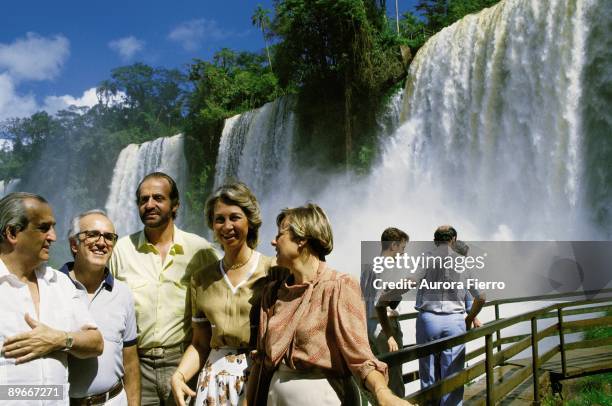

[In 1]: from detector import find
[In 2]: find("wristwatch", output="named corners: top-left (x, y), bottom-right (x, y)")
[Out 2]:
top-left (62, 332), bottom-right (74, 352)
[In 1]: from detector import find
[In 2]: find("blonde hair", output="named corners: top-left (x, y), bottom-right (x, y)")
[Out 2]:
top-left (205, 182), bottom-right (261, 248)
top-left (276, 203), bottom-right (333, 260)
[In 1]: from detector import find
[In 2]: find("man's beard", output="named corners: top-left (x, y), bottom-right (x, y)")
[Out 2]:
top-left (140, 209), bottom-right (173, 228)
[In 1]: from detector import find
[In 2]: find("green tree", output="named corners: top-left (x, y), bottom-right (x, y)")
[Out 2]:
top-left (447, 0), bottom-right (498, 22)
top-left (98, 63), bottom-right (187, 137)
top-left (399, 11), bottom-right (429, 49)
top-left (416, 0), bottom-right (450, 32)
top-left (251, 5), bottom-right (274, 72)
top-left (271, 0), bottom-right (404, 165)
top-left (183, 49), bottom-right (283, 229)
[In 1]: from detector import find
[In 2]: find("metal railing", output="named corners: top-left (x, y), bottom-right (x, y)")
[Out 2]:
top-left (378, 288), bottom-right (612, 404)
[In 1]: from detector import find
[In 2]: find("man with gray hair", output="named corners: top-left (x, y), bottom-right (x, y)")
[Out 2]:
top-left (60, 209), bottom-right (140, 405)
top-left (415, 226), bottom-right (485, 405)
top-left (0, 192), bottom-right (103, 405)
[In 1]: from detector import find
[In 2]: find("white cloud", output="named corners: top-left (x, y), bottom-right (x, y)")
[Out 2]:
top-left (168, 19), bottom-right (229, 51)
top-left (108, 36), bottom-right (145, 60)
top-left (0, 33), bottom-right (129, 121)
top-left (1, 80), bottom-right (126, 121)
top-left (42, 87), bottom-right (99, 114)
top-left (43, 87), bottom-right (126, 114)
top-left (0, 73), bottom-right (38, 121)
top-left (0, 32), bottom-right (69, 81)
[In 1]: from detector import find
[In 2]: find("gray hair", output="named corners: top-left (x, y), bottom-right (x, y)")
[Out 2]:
top-left (0, 192), bottom-right (48, 244)
top-left (67, 209), bottom-right (110, 241)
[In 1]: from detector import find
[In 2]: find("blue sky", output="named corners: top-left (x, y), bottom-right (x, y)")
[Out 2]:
top-left (1, 1), bottom-right (418, 120)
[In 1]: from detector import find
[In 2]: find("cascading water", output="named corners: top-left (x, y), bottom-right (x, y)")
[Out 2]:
top-left (214, 96), bottom-right (296, 197)
top-left (320, 0), bottom-right (608, 261)
top-left (0, 178), bottom-right (20, 196)
top-left (377, 89), bottom-right (404, 139)
top-left (332, 0), bottom-right (608, 383)
top-left (212, 0), bottom-right (609, 269)
top-left (367, 0), bottom-right (598, 241)
top-left (213, 96), bottom-right (299, 243)
top-left (105, 133), bottom-right (187, 237)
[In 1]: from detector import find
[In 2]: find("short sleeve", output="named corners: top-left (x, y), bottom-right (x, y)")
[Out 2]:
top-left (198, 246), bottom-right (220, 270)
top-left (333, 276), bottom-right (388, 383)
top-left (190, 275), bottom-right (208, 323)
top-left (122, 286), bottom-right (138, 346)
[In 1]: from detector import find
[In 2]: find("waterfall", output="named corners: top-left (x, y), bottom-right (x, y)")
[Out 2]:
top-left (348, 0), bottom-right (604, 244)
top-left (0, 178), bottom-right (21, 196)
top-left (377, 88), bottom-right (404, 138)
top-left (210, 0), bottom-right (608, 267)
top-left (105, 134), bottom-right (187, 237)
top-left (214, 96), bottom-right (296, 197)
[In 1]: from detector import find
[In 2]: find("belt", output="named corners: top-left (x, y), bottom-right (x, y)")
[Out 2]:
top-left (138, 342), bottom-right (185, 358)
top-left (211, 347), bottom-right (250, 355)
top-left (70, 380), bottom-right (123, 406)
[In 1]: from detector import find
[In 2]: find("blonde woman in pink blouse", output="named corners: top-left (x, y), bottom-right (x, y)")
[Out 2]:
top-left (247, 204), bottom-right (411, 406)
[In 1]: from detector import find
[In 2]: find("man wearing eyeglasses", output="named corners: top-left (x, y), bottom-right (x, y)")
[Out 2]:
top-left (109, 172), bottom-right (218, 406)
top-left (60, 209), bottom-right (140, 405)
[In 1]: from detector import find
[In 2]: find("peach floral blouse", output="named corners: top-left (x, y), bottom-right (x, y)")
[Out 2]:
top-left (258, 263), bottom-right (388, 383)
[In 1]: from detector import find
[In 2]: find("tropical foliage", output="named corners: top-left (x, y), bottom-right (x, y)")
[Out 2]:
top-left (0, 0), bottom-right (502, 231)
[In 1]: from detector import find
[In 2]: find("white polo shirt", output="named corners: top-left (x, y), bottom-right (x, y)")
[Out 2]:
top-left (0, 259), bottom-right (97, 405)
top-left (60, 262), bottom-right (137, 398)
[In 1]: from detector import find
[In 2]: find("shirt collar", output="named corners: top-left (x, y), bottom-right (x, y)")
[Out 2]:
top-left (36, 263), bottom-right (56, 283)
top-left (0, 258), bottom-right (12, 282)
top-left (0, 258), bottom-right (55, 284)
top-left (137, 225), bottom-right (184, 255)
top-left (59, 261), bottom-right (114, 291)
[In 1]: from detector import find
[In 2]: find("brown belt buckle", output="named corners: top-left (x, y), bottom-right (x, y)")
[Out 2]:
top-left (149, 347), bottom-right (164, 357)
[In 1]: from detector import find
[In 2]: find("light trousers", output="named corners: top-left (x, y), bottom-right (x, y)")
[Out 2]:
top-left (416, 312), bottom-right (466, 406)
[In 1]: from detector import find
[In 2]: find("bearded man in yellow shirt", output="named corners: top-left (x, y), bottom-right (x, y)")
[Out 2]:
top-left (110, 172), bottom-right (218, 405)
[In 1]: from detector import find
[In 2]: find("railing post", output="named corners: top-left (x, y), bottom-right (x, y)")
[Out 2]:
top-left (495, 303), bottom-right (502, 353)
top-left (557, 308), bottom-right (567, 377)
top-left (485, 334), bottom-right (494, 406)
top-left (531, 317), bottom-right (540, 404)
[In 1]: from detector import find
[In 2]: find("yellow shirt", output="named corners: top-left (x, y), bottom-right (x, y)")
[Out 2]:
top-left (109, 225), bottom-right (218, 349)
top-left (191, 252), bottom-right (273, 349)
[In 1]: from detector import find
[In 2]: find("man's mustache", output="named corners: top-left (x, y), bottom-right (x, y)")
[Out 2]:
top-left (142, 208), bottom-right (161, 216)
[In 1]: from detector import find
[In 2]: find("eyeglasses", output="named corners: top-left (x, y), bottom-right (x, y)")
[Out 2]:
top-left (77, 230), bottom-right (119, 245)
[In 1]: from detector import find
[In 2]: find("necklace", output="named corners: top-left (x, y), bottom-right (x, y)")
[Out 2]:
top-left (223, 249), bottom-right (253, 271)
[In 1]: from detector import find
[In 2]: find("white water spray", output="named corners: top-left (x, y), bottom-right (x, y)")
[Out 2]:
top-left (213, 0), bottom-right (604, 271)
top-left (105, 134), bottom-right (187, 237)
top-left (214, 96), bottom-right (296, 197)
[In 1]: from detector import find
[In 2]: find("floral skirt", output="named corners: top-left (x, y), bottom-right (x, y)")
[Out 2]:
top-left (194, 348), bottom-right (250, 406)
